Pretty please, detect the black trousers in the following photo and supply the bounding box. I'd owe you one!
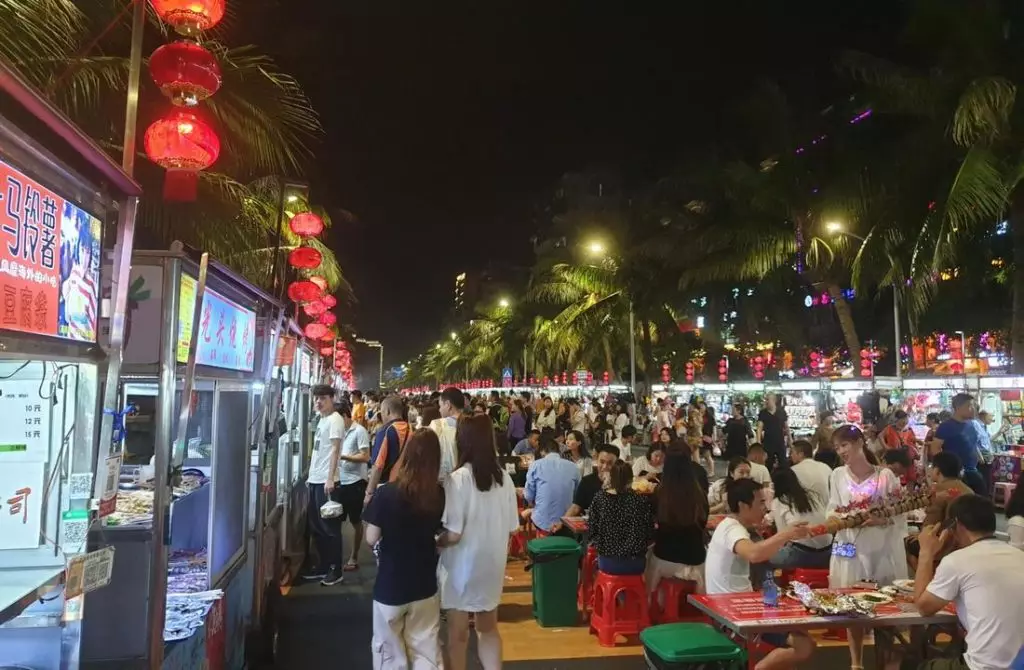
[765,448,786,472]
[962,469,988,498]
[306,483,344,569]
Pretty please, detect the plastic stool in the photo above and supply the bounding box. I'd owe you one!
[779,568,830,589]
[649,578,703,624]
[578,545,598,618]
[589,571,650,647]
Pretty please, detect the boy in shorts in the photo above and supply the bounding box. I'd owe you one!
[705,478,817,669]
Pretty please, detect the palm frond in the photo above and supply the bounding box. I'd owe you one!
[951,76,1016,147]
[0,1,83,85]
[838,50,947,116]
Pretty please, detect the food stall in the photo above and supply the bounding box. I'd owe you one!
[0,60,142,669]
[978,376,1024,488]
[79,248,284,670]
[770,380,825,439]
[898,377,971,442]
[828,379,873,426]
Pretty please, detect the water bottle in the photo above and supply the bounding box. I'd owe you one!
[762,572,779,608]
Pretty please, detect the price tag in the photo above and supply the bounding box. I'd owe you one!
[65,546,115,599]
[97,454,121,518]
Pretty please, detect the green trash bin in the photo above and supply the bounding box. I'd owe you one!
[526,536,581,627]
[641,622,747,670]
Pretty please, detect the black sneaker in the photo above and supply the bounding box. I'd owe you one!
[302,565,328,580]
[320,566,344,586]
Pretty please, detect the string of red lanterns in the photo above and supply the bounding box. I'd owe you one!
[145,0,226,201]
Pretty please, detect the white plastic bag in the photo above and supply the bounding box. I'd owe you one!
[320,500,343,519]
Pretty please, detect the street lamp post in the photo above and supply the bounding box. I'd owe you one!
[356,338,384,388]
[583,240,636,393]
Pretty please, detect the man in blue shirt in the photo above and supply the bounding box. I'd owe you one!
[524,433,580,534]
[932,393,987,497]
[513,430,540,456]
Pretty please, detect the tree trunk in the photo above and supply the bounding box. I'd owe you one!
[602,336,615,380]
[640,318,656,383]
[1012,192,1024,373]
[827,282,862,359]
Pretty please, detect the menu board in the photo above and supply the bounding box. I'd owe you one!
[0,157,102,342]
[0,377,51,463]
[177,274,256,372]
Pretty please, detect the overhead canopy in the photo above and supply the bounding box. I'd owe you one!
[0,57,142,198]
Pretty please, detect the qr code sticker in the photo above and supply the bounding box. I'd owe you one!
[69,473,93,500]
[62,519,88,556]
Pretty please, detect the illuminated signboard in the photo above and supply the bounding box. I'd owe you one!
[177,274,256,372]
[0,157,102,342]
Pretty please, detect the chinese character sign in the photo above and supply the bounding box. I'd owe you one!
[0,158,102,342]
[0,461,45,550]
[177,274,256,372]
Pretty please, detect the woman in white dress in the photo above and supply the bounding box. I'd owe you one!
[828,424,908,670]
[437,414,520,670]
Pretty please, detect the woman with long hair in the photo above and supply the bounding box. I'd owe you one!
[555,400,572,436]
[768,467,832,569]
[647,452,709,593]
[828,424,907,670]
[669,438,709,494]
[506,398,527,447]
[588,460,655,575]
[657,427,674,447]
[535,396,557,431]
[438,414,519,670]
[364,429,446,668]
[708,457,751,514]
[563,429,593,479]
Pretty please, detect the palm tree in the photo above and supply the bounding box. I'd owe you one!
[0,1,349,295]
[841,0,1021,368]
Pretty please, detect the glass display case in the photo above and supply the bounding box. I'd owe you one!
[79,251,282,669]
[0,59,142,670]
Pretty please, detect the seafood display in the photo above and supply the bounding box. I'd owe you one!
[787,582,876,617]
[167,549,209,594]
[164,590,222,642]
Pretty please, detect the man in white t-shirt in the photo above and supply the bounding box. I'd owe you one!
[431,386,464,483]
[335,402,370,573]
[911,495,1024,670]
[705,478,816,668]
[307,384,347,586]
[789,439,831,505]
[745,444,772,486]
[611,425,637,463]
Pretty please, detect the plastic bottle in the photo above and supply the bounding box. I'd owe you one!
[762,572,779,608]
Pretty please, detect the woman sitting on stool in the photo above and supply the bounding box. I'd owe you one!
[588,460,655,575]
[768,467,832,569]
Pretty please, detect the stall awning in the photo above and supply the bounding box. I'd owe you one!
[0,57,142,198]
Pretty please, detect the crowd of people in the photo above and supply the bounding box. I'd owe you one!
[303,384,1024,670]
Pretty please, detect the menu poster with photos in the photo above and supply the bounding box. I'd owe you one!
[0,158,102,342]
[0,461,45,550]
[177,274,256,372]
[0,377,51,463]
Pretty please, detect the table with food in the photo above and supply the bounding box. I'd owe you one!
[688,579,958,665]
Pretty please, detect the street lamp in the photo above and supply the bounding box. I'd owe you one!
[450,331,457,341]
[355,337,384,388]
[827,223,902,380]
[583,238,636,394]
[498,298,510,308]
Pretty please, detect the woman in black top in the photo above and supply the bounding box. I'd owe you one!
[721,404,752,460]
[647,452,709,592]
[588,460,655,575]
[669,438,709,494]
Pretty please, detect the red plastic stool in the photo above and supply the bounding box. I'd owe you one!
[578,545,599,618]
[589,571,650,647]
[649,578,703,624]
[779,568,830,589]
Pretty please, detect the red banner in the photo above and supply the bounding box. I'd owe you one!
[0,158,101,342]
[205,597,225,670]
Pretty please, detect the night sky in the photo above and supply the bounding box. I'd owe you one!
[256,1,903,384]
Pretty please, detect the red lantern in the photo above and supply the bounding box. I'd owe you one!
[602,371,610,385]
[309,276,328,291]
[320,346,332,356]
[288,246,322,270]
[322,295,337,308]
[149,41,221,106]
[144,110,220,201]
[151,0,226,36]
[289,212,324,238]
[319,312,337,326]
[304,300,326,317]
[287,280,321,303]
[304,323,329,340]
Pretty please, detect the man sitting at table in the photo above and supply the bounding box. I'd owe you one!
[909,495,1024,670]
[523,432,580,536]
[705,478,816,670]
